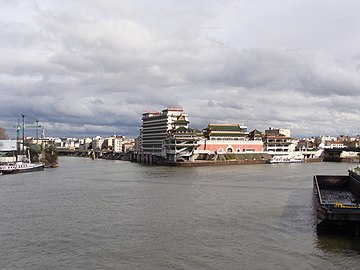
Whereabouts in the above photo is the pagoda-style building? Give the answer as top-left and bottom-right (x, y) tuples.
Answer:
(203, 124), (247, 140)
(248, 129), (263, 141)
(162, 114), (199, 162)
(197, 124), (263, 153)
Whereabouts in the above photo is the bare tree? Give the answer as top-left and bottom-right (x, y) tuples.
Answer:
(0, 127), (8, 139)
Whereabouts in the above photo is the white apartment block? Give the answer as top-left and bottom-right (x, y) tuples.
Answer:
(0, 140), (17, 163)
(263, 127), (292, 152)
(141, 107), (188, 156)
(109, 136), (125, 153)
(315, 136), (338, 149)
(79, 138), (93, 151)
(122, 140), (135, 153)
(92, 136), (104, 151)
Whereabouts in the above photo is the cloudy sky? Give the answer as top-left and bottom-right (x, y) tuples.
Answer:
(1, 0), (360, 138)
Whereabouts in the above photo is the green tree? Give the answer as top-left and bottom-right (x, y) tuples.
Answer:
(0, 127), (8, 139)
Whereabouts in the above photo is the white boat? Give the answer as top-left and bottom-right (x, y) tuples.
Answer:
(289, 158), (303, 163)
(0, 115), (47, 174)
(268, 156), (304, 164)
(268, 156), (290, 164)
(0, 161), (44, 174)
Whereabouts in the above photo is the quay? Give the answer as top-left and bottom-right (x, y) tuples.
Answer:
(58, 148), (323, 167)
(57, 148), (272, 165)
(136, 152), (271, 166)
(57, 149), (130, 161)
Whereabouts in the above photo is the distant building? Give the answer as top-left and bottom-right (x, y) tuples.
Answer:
(0, 140), (17, 152)
(52, 137), (79, 149)
(337, 135), (359, 148)
(265, 127), (290, 138)
(105, 135), (125, 153)
(197, 124), (263, 153)
(112, 136), (125, 153)
(79, 138), (92, 151)
(296, 138), (316, 151)
(248, 129), (263, 141)
(122, 139), (135, 153)
(134, 136), (141, 153)
(263, 127), (292, 152)
(0, 140), (17, 163)
(140, 107), (188, 156)
(163, 114), (199, 162)
(92, 136), (104, 151)
(315, 136), (338, 149)
(329, 141), (346, 149)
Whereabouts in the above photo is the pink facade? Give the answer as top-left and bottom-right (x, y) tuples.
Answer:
(197, 140), (263, 153)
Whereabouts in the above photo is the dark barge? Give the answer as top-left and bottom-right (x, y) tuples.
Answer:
(314, 169), (360, 234)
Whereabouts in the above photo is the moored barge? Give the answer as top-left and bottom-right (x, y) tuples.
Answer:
(314, 168), (360, 234)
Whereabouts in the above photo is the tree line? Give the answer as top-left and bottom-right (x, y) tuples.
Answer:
(0, 127), (8, 140)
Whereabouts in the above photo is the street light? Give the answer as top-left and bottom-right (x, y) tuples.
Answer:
(36, 119), (39, 144)
(22, 114), (25, 154)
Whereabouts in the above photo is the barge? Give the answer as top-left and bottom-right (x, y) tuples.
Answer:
(314, 168), (360, 234)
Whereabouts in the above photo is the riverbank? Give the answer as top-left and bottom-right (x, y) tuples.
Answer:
(57, 149), (130, 160)
(58, 149), (325, 166)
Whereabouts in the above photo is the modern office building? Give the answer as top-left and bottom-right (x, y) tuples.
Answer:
(140, 107), (192, 157)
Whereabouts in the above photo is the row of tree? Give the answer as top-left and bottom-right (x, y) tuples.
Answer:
(0, 127), (8, 140)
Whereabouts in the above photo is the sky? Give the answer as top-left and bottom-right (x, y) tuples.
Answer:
(1, 0), (360, 139)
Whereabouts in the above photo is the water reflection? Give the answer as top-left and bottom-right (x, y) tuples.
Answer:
(316, 231), (360, 253)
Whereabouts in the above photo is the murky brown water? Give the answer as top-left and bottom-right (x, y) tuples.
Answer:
(1, 157), (359, 269)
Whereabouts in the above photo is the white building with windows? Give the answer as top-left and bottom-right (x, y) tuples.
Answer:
(196, 124), (263, 154)
(79, 138), (93, 151)
(162, 114), (199, 162)
(140, 107), (188, 156)
(315, 135), (340, 149)
(0, 140), (17, 163)
(106, 135), (126, 153)
(263, 127), (292, 152)
(92, 136), (104, 151)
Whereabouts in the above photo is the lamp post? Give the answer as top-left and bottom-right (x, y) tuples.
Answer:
(22, 114), (25, 154)
(36, 119), (39, 144)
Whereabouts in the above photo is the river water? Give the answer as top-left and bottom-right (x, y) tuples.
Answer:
(1, 157), (360, 269)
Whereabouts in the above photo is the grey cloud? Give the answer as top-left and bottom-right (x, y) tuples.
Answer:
(1, 1), (360, 138)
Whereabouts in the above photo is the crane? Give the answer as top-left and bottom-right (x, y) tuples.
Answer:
(13, 115), (42, 153)
(26, 119), (42, 143)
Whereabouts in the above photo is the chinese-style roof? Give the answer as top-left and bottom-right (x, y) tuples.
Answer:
(209, 133), (246, 137)
(207, 124), (245, 132)
(249, 129), (262, 135)
(191, 128), (202, 133)
(173, 126), (191, 133)
(264, 134), (289, 138)
(174, 119), (190, 124)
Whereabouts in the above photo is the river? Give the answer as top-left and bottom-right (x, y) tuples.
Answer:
(1, 157), (360, 269)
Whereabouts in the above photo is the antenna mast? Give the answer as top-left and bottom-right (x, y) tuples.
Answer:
(22, 114), (25, 154)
